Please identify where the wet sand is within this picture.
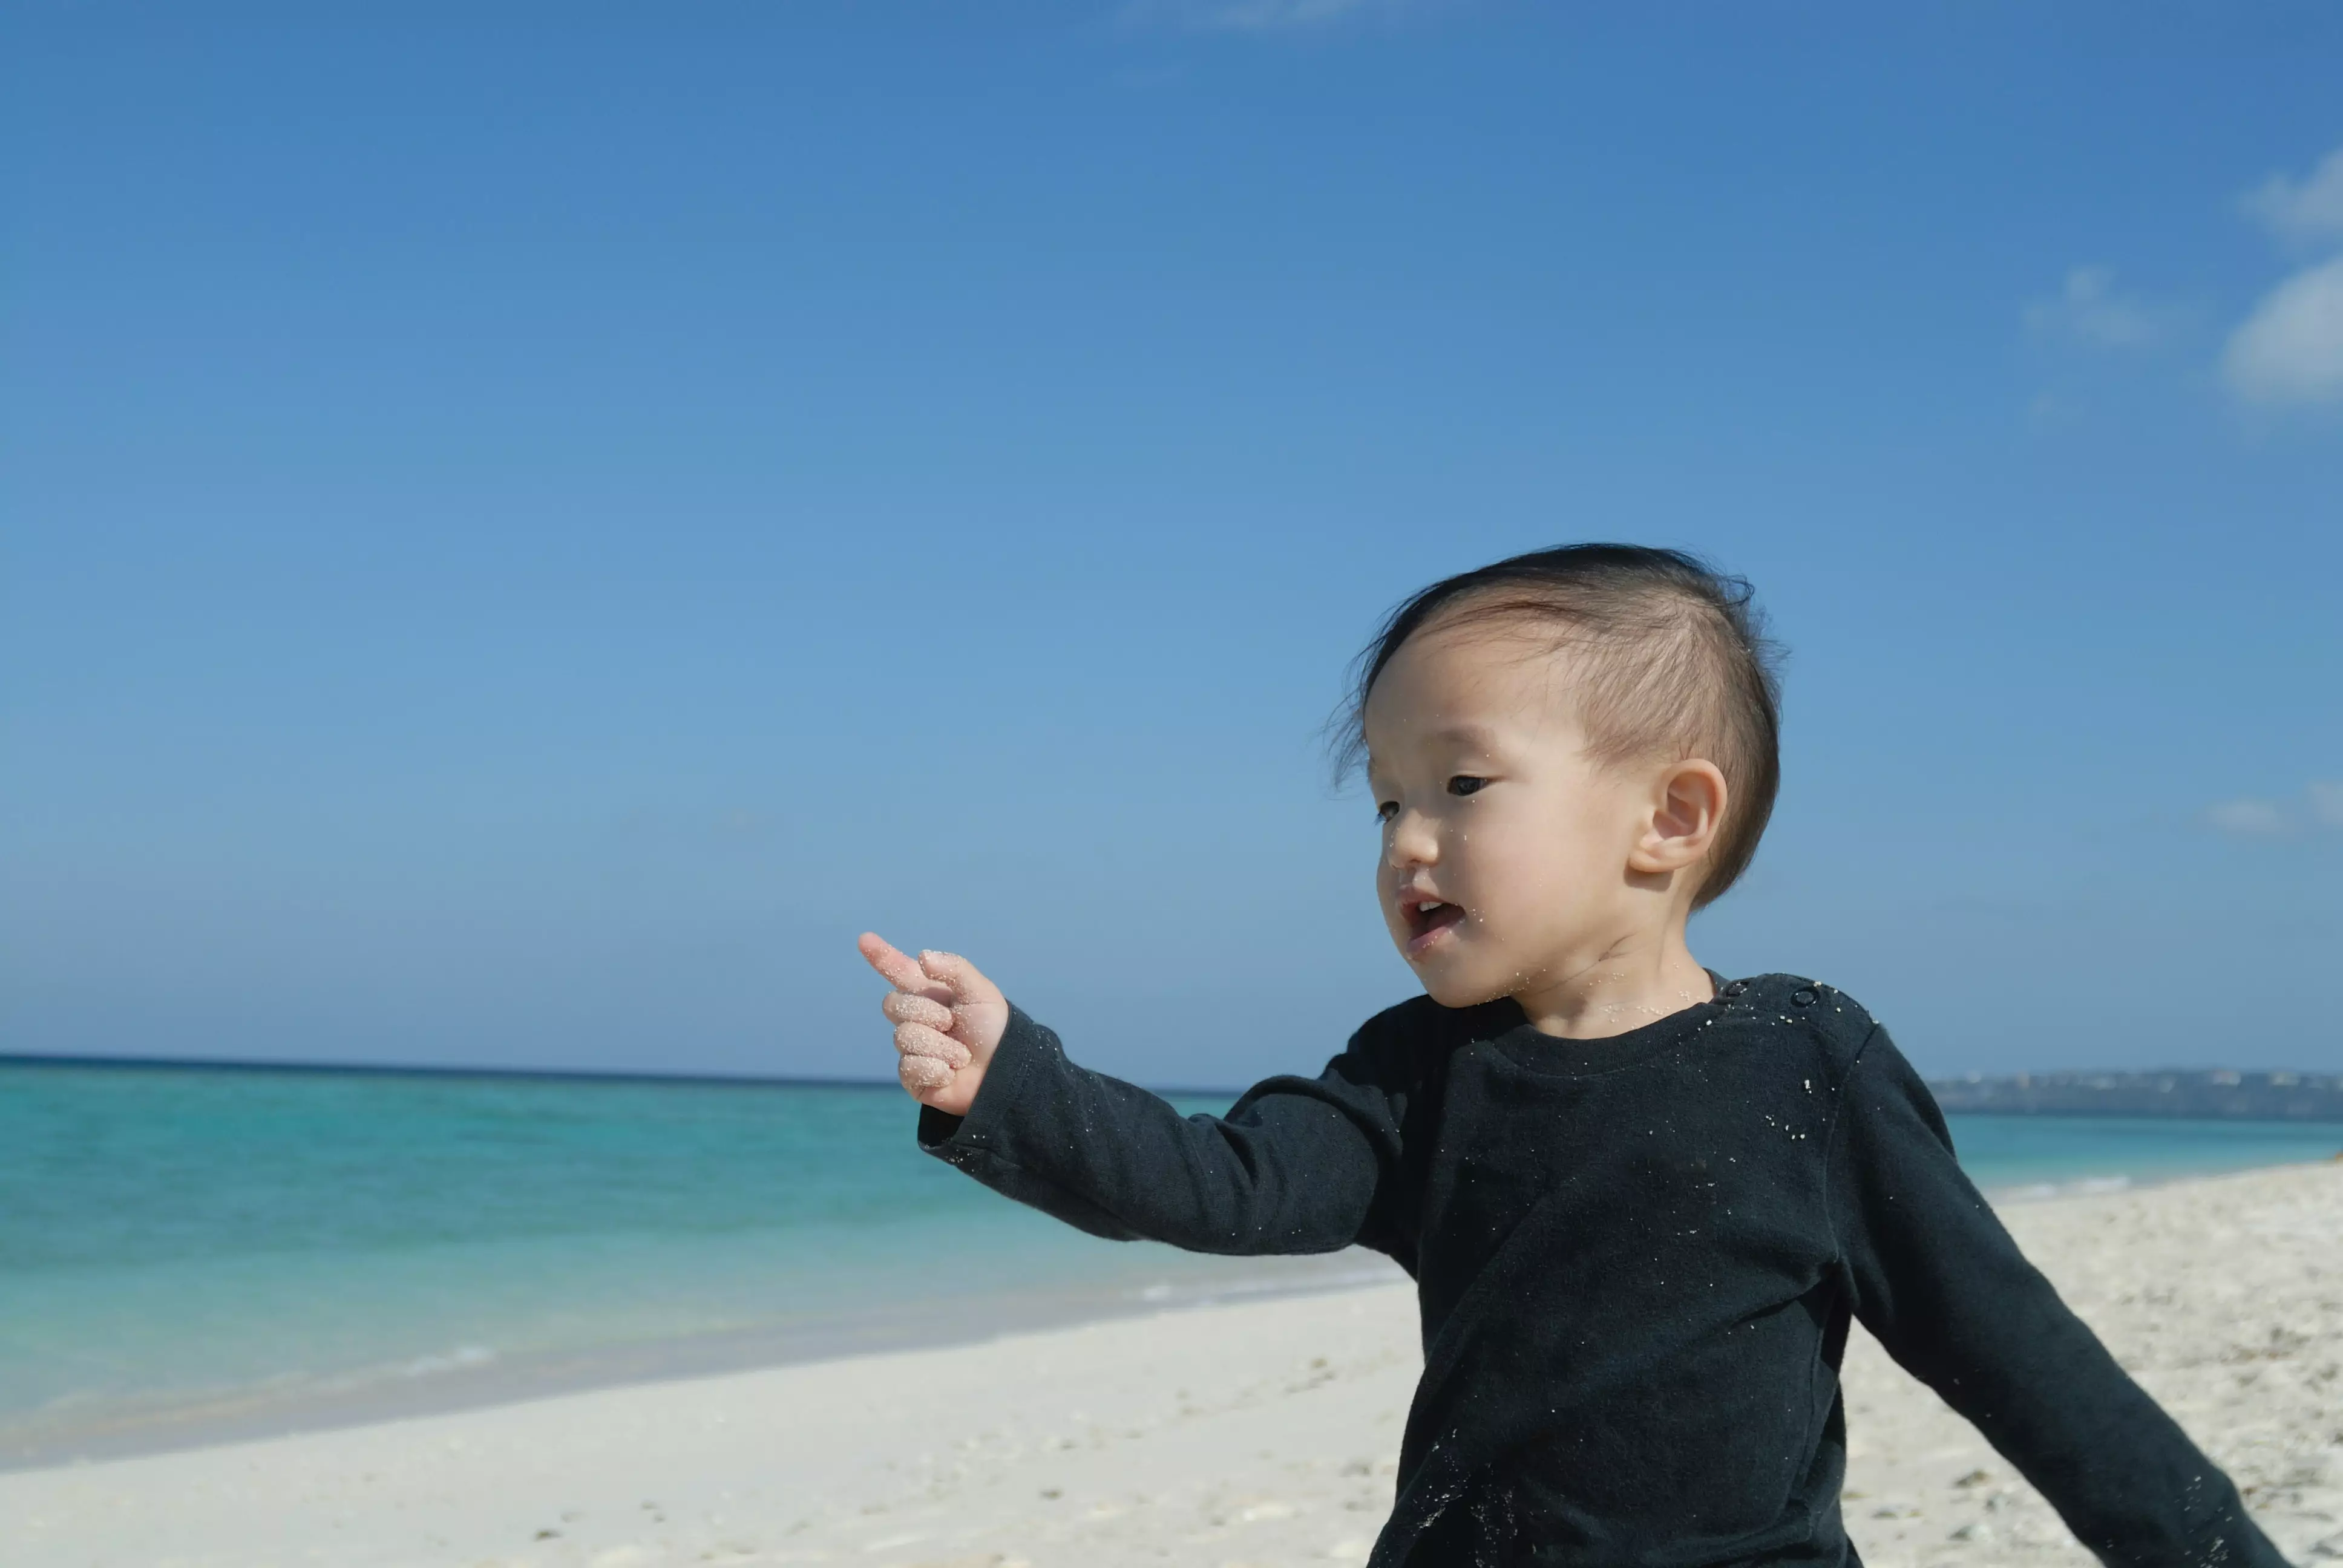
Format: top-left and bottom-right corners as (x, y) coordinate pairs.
(6, 1161), (2338, 1567)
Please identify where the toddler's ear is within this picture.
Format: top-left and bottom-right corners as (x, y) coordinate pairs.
(1632, 759), (1728, 876)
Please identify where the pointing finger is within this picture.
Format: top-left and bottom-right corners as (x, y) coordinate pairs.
(857, 932), (928, 993)
(894, 1021), (972, 1070)
(882, 992), (955, 1031)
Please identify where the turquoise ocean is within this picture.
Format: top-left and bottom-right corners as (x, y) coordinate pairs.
(4, 1060), (2338, 1469)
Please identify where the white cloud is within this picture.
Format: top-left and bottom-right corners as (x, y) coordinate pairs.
(2206, 783), (2343, 836)
(2241, 146), (2343, 248)
(2221, 253), (2343, 405)
(2206, 798), (2292, 835)
(2025, 266), (2163, 349)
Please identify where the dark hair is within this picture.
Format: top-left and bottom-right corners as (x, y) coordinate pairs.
(1334, 544), (1784, 909)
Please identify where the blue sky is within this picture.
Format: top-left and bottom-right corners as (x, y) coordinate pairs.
(5, 1), (2339, 1085)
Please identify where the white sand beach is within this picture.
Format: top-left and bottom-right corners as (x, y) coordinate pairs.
(8, 1161), (2339, 1568)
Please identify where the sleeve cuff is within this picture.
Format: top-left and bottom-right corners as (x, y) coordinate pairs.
(913, 1002), (1048, 1159)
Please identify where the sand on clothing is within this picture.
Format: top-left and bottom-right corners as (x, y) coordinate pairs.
(5, 1162), (2339, 1568)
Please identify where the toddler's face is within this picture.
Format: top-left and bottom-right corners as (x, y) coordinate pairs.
(1363, 618), (1661, 1010)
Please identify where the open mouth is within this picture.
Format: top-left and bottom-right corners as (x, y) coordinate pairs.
(1402, 898), (1465, 953)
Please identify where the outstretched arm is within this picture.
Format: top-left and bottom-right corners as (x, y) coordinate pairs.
(1830, 1026), (2287, 1568)
(857, 933), (1412, 1259)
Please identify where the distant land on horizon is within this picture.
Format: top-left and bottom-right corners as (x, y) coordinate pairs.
(1927, 1068), (2343, 1122)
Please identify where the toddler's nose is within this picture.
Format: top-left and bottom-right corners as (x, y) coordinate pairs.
(1384, 808), (1439, 869)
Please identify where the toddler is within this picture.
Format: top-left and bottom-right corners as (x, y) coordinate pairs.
(857, 544), (2286, 1567)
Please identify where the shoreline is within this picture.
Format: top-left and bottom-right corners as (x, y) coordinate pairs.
(4, 1160), (2338, 1566)
(0, 1249), (1403, 1474)
(7, 1157), (2335, 1475)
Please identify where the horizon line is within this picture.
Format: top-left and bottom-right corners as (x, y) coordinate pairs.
(0, 1050), (1250, 1099)
(6, 1051), (2338, 1096)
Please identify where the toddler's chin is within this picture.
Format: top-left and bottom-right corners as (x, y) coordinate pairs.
(1414, 962), (1509, 1011)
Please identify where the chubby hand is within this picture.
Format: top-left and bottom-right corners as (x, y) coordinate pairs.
(856, 932), (1009, 1117)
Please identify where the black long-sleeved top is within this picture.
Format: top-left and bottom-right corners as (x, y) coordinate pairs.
(916, 974), (2288, 1568)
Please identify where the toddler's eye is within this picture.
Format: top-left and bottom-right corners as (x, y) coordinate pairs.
(1375, 800), (1399, 824)
(1447, 776), (1488, 797)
